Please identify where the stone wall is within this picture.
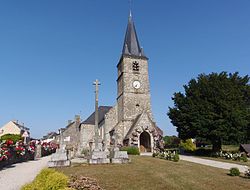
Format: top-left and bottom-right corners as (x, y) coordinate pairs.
(79, 124), (95, 151)
(104, 104), (118, 148)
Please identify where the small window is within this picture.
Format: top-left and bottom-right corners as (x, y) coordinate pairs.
(136, 104), (140, 107)
(133, 61), (139, 71)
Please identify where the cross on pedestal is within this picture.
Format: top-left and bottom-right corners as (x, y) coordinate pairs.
(93, 79), (101, 151)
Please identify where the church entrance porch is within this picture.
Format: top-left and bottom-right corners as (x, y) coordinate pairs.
(139, 131), (151, 152)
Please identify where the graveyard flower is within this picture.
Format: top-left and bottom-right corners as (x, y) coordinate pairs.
(16, 140), (24, 147)
(15, 146), (25, 156)
(28, 145), (35, 154)
(6, 139), (14, 146)
(0, 147), (11, 161)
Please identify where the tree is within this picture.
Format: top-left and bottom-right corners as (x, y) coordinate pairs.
(168, 72), (250, 152)
(163, 135), (180, 148)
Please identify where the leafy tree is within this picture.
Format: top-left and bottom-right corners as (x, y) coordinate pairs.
(168, 72), (250, 152)
(163, 135), (180, 148)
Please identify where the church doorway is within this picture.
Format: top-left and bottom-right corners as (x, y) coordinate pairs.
(139, 131), (151, 152)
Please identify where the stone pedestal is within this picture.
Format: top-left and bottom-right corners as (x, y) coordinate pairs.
(111, 149), (129, 164)
(48, 149), (71, 167)
(89, 150), (110, 164)
(71, 157), (88, 164)
(92, 137), (103, 152)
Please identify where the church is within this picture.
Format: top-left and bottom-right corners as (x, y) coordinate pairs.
(60, 12), (163, 156)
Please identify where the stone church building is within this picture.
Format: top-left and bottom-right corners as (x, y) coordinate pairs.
(60, 13), (163, 156)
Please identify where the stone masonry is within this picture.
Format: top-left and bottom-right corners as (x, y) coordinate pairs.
(59, 12), (163, 157)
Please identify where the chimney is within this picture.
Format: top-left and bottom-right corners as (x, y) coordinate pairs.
(75, 115), (81, 123)
(75, 115), (81, 133)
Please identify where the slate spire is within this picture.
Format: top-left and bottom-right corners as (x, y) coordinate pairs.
(122, 12), (145, 57)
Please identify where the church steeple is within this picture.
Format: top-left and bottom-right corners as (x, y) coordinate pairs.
(122, 12), (145, 57)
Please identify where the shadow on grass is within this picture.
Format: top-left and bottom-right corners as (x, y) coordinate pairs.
(239, 175), (250, 180)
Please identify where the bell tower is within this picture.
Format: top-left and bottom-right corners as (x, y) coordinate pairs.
(116, 12), (153, 139)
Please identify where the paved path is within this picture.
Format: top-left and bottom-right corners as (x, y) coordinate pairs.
(180, 155), (249, 173)
(0, 156), (51, 190)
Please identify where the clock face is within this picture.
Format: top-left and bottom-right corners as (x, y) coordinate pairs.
(133, 80), (141, 89)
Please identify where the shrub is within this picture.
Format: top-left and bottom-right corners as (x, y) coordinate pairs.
(229, 167), (240, 176)
(0, 134), (22, 144)
(195, 148), (213, 156)
(120, 146), (139, 155)
(159, 153), (165, 159)
(173, 153), (180, 162)
(21, 168), (69, 190)
(180, 139), (196, 152)
(152, 152), (159, 157)
(241, 153), (248, 162)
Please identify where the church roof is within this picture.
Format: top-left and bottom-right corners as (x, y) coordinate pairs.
(82, 106), (112, 125)
(122, 12), (145, 57)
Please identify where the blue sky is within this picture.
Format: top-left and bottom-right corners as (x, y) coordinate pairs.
(0, 1), (249, 138)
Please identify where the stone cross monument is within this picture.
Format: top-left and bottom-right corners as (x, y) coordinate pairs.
(93, 79), (100, 151)
(89, 79), (110, 164)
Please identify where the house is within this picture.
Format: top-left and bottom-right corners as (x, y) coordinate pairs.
(59, 115), (81, 157)
(0, 120), (30, 137)
(42, 131), (59, 143)
(239, 144), (250, 156)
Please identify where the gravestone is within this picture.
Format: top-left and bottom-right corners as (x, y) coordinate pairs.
(34, 144), (42, 159)
(111, 147), (129, 164)
(110, 131), (129, 163)
(48, 130), (70, 167)
(89, 150), (110, 164)
(48, 145), (70, 167)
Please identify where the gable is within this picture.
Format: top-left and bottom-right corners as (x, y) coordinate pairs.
(0, 121), (21, 136)
(125, 112), (156, 139)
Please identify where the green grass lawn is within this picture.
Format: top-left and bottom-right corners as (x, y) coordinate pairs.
(57, 156), (250, 190)
(221, 145), (239, 152)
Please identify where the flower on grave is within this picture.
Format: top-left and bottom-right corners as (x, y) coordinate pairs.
(29, 140), (36, 147)
(28, 145), (35, 154)
(6, 140), (14, 146)
(15, 146), (25, 156)
(0, 147), (11, 161)
(15, 140), (24, 147)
